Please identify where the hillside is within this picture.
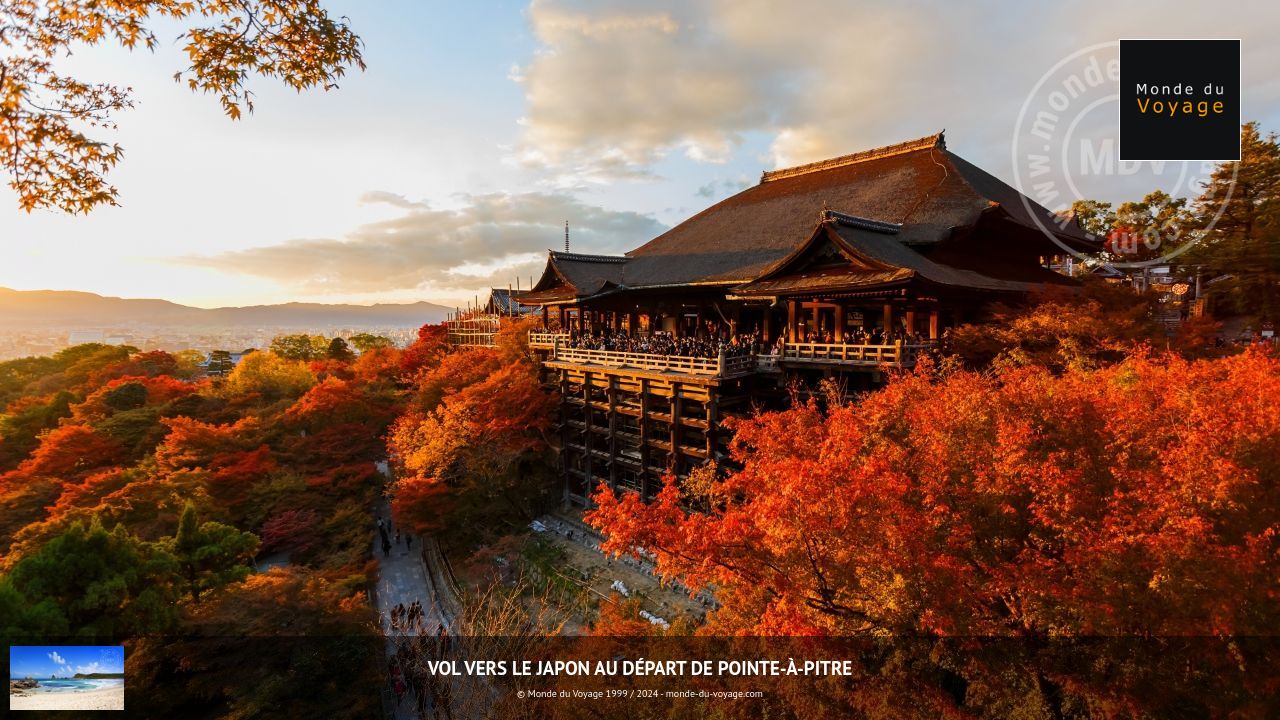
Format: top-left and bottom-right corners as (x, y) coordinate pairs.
(0, 288), (450, 329)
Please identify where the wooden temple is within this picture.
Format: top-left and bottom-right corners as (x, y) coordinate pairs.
(509, 132), (1095, 504)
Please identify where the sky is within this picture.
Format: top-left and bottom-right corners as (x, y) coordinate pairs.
(1, 0), (1279, 308)
(9, 645), (125, 678)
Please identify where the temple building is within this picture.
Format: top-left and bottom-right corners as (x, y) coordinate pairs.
(507, 132), (1095, 504)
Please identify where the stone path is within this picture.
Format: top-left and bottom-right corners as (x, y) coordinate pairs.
(371, 502), (452, 719)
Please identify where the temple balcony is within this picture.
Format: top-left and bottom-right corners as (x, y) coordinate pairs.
(774, 340), (936, 367)
(532, 331), (933, 378)
(548, 345), (756, 379)
(528, 331), (570, 349)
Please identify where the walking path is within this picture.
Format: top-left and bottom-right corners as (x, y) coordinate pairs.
(371, 501), (456, 718)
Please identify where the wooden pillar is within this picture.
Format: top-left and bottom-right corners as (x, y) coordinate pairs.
(905, 309), (916, 339)
(611, 312), (621, 332)
(607, 376), (618, 490)
(706, 393), (719, 460)
(762, 308), (772, 344)
(669, 385), (682, 477)
(638, 379), (651, 500)
(581, 371), (593, 488)
(834, 304), (846, 342)
(629, 310), (639, 334)
(787, 300), (798, 343)
(559, 369), (571, 504)
(929, 308), (939, 339)
(882, 303), (893, 337)
(541, 305), (549, 329)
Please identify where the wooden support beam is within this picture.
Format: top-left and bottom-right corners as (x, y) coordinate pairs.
(882, 303), (893, 337)
(929, 308), (939, 339)
(706, 393), (719, 460)
(788, 300), (798, 343)
(638, 378), (651, 500)
(669, 384), (683, 477)
(834, 304), (846, 342)
(581, 371), (593, 487)
(905, 309), (916, 337)
(607, 376), (618, 490)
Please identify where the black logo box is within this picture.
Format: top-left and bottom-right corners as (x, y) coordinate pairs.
(1119, 39), (1240, 161)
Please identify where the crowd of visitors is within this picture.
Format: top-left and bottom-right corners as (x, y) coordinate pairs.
(564, 329), (759, 359)
(561, 326), (935, 359)
(388, 625), (454, 719)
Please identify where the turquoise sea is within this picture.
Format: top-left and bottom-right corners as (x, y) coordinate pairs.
(12, 678), (124, 693)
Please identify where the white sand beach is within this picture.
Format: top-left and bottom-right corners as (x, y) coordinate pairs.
(10, 685), (125, 711)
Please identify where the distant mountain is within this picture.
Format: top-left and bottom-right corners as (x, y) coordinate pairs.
(0, 287), (450, 329)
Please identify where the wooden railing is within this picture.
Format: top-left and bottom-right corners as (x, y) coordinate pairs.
(550, 346), (730, 376)
(531, 330), (934, 375)
(780, 341), (935, 366)
(528, 331), (570, 349)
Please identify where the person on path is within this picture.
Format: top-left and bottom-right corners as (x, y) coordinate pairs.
(395, 530), (402, 545)
(406, 533), (414, 551)
(382, 537), (392, 558)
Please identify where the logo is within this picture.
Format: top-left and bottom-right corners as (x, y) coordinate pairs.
(1011, 41), (1238, 269)
(1120, 39), (1241, 161)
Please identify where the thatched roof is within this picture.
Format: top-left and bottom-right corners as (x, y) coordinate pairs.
(521, 132), (1094, 303)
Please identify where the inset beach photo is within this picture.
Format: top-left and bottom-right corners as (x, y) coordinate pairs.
(9, 646), (124, 711)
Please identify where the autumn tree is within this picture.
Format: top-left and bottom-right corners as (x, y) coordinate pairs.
(164, 503), (259, 603)
(219, 350), (315, 401)
(946, 278), (1163, 371)
(1, 0), (364, 212)
(269, 334), (329, 361)
(390, 361), (555, 532)
(125, 567), (381, 718)
(589, 348), (1280, 639)
(348, 332), (392, 353)
(1186, 122), (1280, 320)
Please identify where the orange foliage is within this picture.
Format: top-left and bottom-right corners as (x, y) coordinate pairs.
(391, 474), (451, 534)
(154, 416), (263, 473)
(590, 593), (661, 637)
(589, 348), (1280, 638)
(72, 374), (199, 422)
(399, 323), (449, 377)
(13, 424), (123, 481)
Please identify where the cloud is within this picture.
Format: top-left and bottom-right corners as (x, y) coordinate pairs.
(181, 191), (667, 295)
(75, 662), (111, 675)
(514, 0), (1280, 180)
(48, 651), (65, 665)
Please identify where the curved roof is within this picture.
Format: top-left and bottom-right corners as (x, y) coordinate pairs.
(521, 132), (1095, 302)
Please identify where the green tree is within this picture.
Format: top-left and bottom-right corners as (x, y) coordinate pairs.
(270, 334), (328, 361)
(326, 336), (355, 362)
(171, 349), (209, 380)
(1070, 198), (1116, 237)
(1187, 122), (1280, 321)
(206, 350), (235, 376)
(1, 1), (364, 213)
(348, 333), (392, 353)
(164, 504), (259, 603)
(4, 518), (179, 636)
